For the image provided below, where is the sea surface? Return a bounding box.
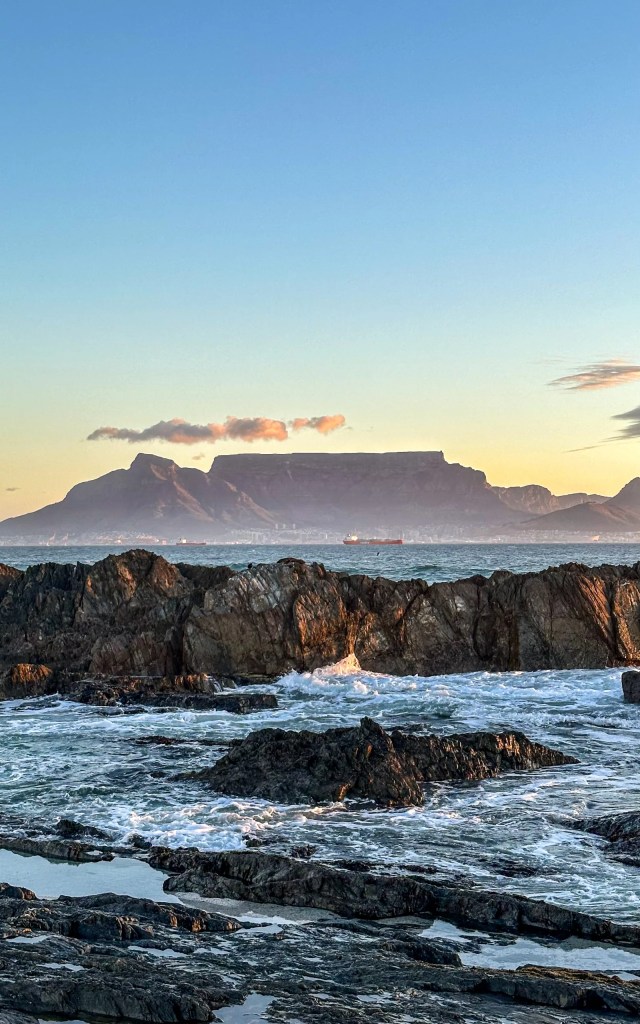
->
[2,540,640,580]
[1,543,639,926]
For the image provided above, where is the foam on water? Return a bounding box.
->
[1,658,639,920]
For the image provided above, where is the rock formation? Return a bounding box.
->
[0,878,638,1021]
[622,669,640,702]
[1,550,640,685]
[151,847,640,946]
[576,810,640,867]
[199,717,575,807]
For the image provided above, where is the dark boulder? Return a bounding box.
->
[622,669,640,702]
[198,717,576,807]
[55,819,112,841]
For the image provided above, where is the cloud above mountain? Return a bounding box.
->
[549,359,640,391]
[290,415,346,434]
[87,414,346,445]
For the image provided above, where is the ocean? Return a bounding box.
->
[1,542,639,927]
[2,540,640,580]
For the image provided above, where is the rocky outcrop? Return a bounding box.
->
[0,664,276,713]
[0,834,113,863]
[152,847,640,946]
[2,549,640,683]
[199,717,575,807]
[622,669,640,702]
[0,664,55,700]
[577,810,640,866]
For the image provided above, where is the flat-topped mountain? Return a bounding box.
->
[0,450,623,542]
[0,450,518,542]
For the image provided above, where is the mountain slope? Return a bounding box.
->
[0,454,276,541]
[494,485,608,516]
[522,477,640,533]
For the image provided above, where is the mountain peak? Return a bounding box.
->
[612,477,640,508]
[129,453,178,474]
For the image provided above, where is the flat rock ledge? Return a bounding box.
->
[0,881,639,1021]
[151,847,640,947]
[196,716,577,807]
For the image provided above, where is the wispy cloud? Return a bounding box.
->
[611,405,640,441]
[87,414,346,445]
[549,359,640,391]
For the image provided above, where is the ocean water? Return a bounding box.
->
[2,540,640,581]
[1,544,639,924]
[1,659,639,921]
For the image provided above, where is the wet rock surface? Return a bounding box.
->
[622,670,640,702]
[0,834,113,863]
[2,549,640,682]
[199,717,576,807]
[0,668,277,714]
[577,811,640,867]
[0,878,637,1022]
[151,848,640,946]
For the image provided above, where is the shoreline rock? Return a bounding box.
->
[150,847,640,946]
[622,669,640,702]
[0,669,277,713]
[576,810,640,867]
[2,549,640,684]
[198,717,576,807]
[0,863,638,1020]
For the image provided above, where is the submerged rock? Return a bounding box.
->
[2,549,640,682]
[197,717,576,807]
[577,810,640,866]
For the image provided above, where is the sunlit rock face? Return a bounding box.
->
[1,549,640,686]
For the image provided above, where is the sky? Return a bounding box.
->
[1,0,639,518]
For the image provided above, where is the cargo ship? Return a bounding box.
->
[343,535,403,545]
[176,538,209,547]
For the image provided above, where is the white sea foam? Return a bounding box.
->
[1,664,639,919]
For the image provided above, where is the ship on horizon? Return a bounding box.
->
[343,534,403,546]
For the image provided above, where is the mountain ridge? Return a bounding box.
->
[0,451,625,542]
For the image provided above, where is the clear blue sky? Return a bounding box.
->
[1,0,639,515]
